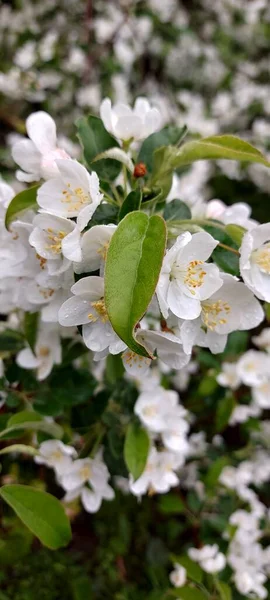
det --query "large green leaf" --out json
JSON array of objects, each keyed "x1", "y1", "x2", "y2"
[
  {"x1": 172, "y1": 135, "x2": 270, "y2": 168},
  {"x1": 5, "y1": 185, "x2": 39, "y2": 230},
  {"x1": 105, "y1": 211, "x2": 167, "y2": 357},
  {"x1": 76, "y1": 115, "x2": 121, "y2": 180},
  {"x1": 164, "y1": 200, "x2": 191, "y2": 221},
  {"x1": 0, "y1": 485, "x2": 71, "y2": 549},
  {"x1": 124, "y1": 422, "x2": 150, "y2": 481}
]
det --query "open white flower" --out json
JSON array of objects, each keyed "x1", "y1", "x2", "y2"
[
  {"x1": 252, "y1": 380, "x2": 270, "y2": 409},
  {"x1": 229, "y1": 403, "x2": 261, "y2": 425},
  {"x1": 207, "y1": 200, "x2": 257, "y2": 230},
  {"x1": 29, "y1": 212, "x2": 81, "y2": 275},
  {"x1": 169, "y1": 564, "x2": 187, "y2": 588},
  {"x1": 35, "y1": 440, "x2": 77, "y2": 475},
  {"x1": 180, "y1": 274, "x2": 264, "y2": 354},
  {"x1": 16, "y1": 324, "x2": 61, "y2": 380},
  {"x1": 61, "y1": 453, "x2": 114, "y2": 513},
  {"x1": 129, "y1": 446, "x2": 182, "y2": 496},
  {"x1": 188, "y1": 545, "x2": 226, "y2": 573},
  {"x1": 58, "y1": 275, "x2": 126, "y2": 354},
  {"x1": 157, "y1": 231, "x2": 222, "y2": 320},
  {"x1": 37, "y1": 159, "x2": 103, "y2": 231},
  {"x1": 240, "y1": 223, "x2": 270, "y2": 302},
  {"x1": 11, "y1": 111, "x2": 70, "y2": 182},
  {"x1": 74, "y1": 224, "x2": 116, "y2": 274},
  {"x1": 100, "y1": 97, "x2": 161, "y2": 142},
  {"x1": 237, "y1": 350, "x2": 270, "y2": 387},
  {"x1": 217, "y1": 362, "x2": 241, "y2": 390},
  {"x1": 252, "y1": 328, "x2": 270, "y2": 353}
]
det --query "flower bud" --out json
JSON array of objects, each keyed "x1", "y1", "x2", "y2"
[{"x1": 133, "y1": 162, "x2": 147, "y2": 178}]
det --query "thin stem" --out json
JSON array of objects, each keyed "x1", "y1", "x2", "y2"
[
  {"x1": 218, "y1": 242, "x2": 240, "y2": 255},
  {"x1": 111, "y1": 185, "x2": 122, "y2": 206}
]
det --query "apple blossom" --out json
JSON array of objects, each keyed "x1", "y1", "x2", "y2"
[
  {"x1": 58, "y1": 276, "x2": 126, "y2": 354},
  {"x1": 100, "y1": 97, "x2": 161, "y2": 142},
  {"x1": 74, "y1": 224, "x2": 116, "y2": 275},
  {"x1": 37, "y1": 159, "x2": 103, "y2": 231},
  {"x1": 60, "y1": 453, "x2": 114, "y2": 513},
  {"x1": 217, "y1": 362, "x2": 241, "y2": 390},
  {"x1": 157, "y1": 231, "x2": 223, "y2": 320},
  {"x1": 188, "y1": 545, "x2": 226, "y2": 573},
  {"x1": 35, "y1": 440, "x2": 77, "y2": 475},
  {"x1": 240, "y1": 223, "x2": 270, "y2": 302},
  {"x1": 16, "y1": 324, "x2": 61, "y2": 380},
  {"x1": 169, "y1": 564, "x2": 187, "y2": 588},
  {"x1": 12, "y1": 111, "x2": 70, "y2": 182},
  {"x1": 129, "y1": 446, "x2": 182, "y2": 496}
]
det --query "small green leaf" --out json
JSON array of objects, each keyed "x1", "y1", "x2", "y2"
[
  {"x1": 0, "y1": 330, "x2": 25, "y2": 353},
  {"x1": 105, "y1": 211, "x2": 167, "y2": 357},
  {"x1": 5, "y1": 185, "x2": 39, "y2": 230},
  {"x1": 0, "y1": 411, "x2": 62, "y2": 440},
  {"x1": 171, "y1": 556, "x2": 203, "y2": 584},
  {"x1": 203, "y1": 224, "x2": 239, "y2": 276},
  {"x1": 24, "y1": 312, "x2": 39, "y2": 353},
  {"x1": 225, "y1": 224, "x2": 246, "y2": 247},
  {"x1": 119, "y1": 189, "x2": 142, "y2": 221},
  {"x1": 215, "y1": 396, "x2": 236, "y2": 432},
  {"x1": 170, "y1": 585, "x2": 207, "y2": 599},
  {"x1": 138, "y1": 125, "x2": 187, "y2": 173},
  {"x1": 88, "y1": 202, "x2": 119, "y2": 227},
  {"x1": 204, "y1": 456, "x2": 229, "y2": 488},
  {"x1": 215, "y1": 580, "x2": 232, "y2": 600},
  {"x1": 164, "y1": 200, "x2": 191, "y2": 221},
  {"x1": 105, "y1": 353, "x2": 124, "y2": 384},
  {"x1": 124, "y1": 422, "x2": 150, "y2": 481},
  {"x1": 0, "y1": 444, "x2": 38, "y2": 456},
  {"x1": 0, "y1": 485, "x2": 71, "y2": 549},
  {"x1": 158, "y1": 494, "x2": 186, "y2": 515},
  {"x1": 172, "y1": 135, "x2": 270, "y2": 169},
  {"x1": 76, "y1": 115, "x2": 121, "y2": 180}
]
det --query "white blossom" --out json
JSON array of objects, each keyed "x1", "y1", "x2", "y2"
[{"x1": 100, "y1": 97, "x2": 161, "y2": 142}]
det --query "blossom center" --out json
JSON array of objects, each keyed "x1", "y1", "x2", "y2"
[
  {"x1": 39, "y1": 346, "x2": 50, "y2": 357},
  {"x1": 88, "y1": 298, "x2": 108, "y2": 323},
  {"x1": 201, "y1": 300, "x2": 231, "y2": 330},
  {"x1": 79, "y1": 465, "x2": 92, "y2": 481},
  {"x1": 171, "y1": 260, "x2": 206, "y2": 295},
  {"x1": 253, "y1": 243, "x2": 270, "y2": 274},
  {"x1": 46, "y1": 228, "x2": 66, "y2": 254},
  {"x1": 97, "y1": 241, "x2": 109, "y2": 261},
  {"x1": 61, "y1": 183, "x2": 89, "y2": 212}
]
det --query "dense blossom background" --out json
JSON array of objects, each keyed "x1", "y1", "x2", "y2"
[{"x1": 0, "y1": 1, "x2": 269, "y2": 599}]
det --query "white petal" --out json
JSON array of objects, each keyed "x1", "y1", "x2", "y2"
[
  {"x1": 26, "y1": 111, "x2": 57, "y2": 153},
  {"x1": 12, "y1": 139, "x2": 41, "y2": 176},
  {"x1": 58, "y1": 296, "x2": 91, "y2": 326},
  {"x1": 100, "y1": 98, "x2": 113, "y2": 134},
  {"x1": 62, "y1": 227, "x2": 82, "y2": 262},
  {"x1": 81, "y1": 487, "x2": 102, "y2": 513},
  {"x1": 16, "y1": 348, "x2": 40, "y2": 370}
]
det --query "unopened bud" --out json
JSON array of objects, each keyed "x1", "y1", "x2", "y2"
[{"x1": 133, "y1": 162, "x2": 147, "y2": 178}]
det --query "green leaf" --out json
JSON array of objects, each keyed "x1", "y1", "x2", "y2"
[
  {"x1": 0, "y1": 444, "x2": 38, "y2": 456},
  {"x1": 88, "y1": 202, "x2": 119, "y2": 228},
  {"x1": 170, "y1": 585, "x2": 207, "y2": 599},
  {"x1": 105, "y1": 353, "x2": 124, "y2": 384},
  {"x1": 138, "y1": 125, "x2": 187, "y2": 173},
  {"x1": 158, "y1": 494, "x2": 186, "y2": 515},
  {"x1": 222, "y1": 331, "x2": 249, "y2": 356},
  {"x1": 119, "y1": 189, "x2": 142, "y2": 221},
  {"x1": 0, "y1": 411, "x2": 63, "y2": 440},
  {"x1": 215, "y1": 396, "x2": 236, "y2": 432},
  {"x1": 171, "y1": 556, "x2": 203, "y2": 584},
  {"x1": 24, "y1": 312, "x2": 39, "y2": 353},
  {"x1": 164, "y1": 200, "x2": 191, "y2": 221},
  {"x1": 203, "y1": 224, "x2": 239, "y2": 276},
  {"x1": 172, "y1": 135, "x2": 270, "y2": 169},
  {"x1": 5, "y1": 185, "x2": 39, "y2": 230},
  {"x1": 0, "y1": 329, "x2": 25, "y2": 352},
  {"x1": 124, "y1": 422, "x2": 150, "y2": 481},
  {"x1": 204, "y1": 456, "x2": 229, "y2": 488},
  {"x1": 105, "y1": 211, "x2": 167, "y2": 357},
  {"x1": 0, "y1": 485, "x2": 71, "y2": 549},
  {"x1": 224, "y1": 224, "x2": 246, "y2": 247},
  {"x1": 215, "y1": 581, "x2": 232, "y2": 600},
  {"x1": 76, "y1": 115, "x2": 121, "y2": 180}
]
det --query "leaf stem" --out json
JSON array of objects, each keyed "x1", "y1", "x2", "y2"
[{"x1": 218, "y1": 242, "x2": 240, "y2": 255}]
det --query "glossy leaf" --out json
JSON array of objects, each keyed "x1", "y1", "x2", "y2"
[
  {"x1": 172, "y1": 135, "x2": 270, "y2": 168},
  {"x1": 105, "y1": 211, "x2": 167, "y2": 357},
  {"x1": 119, "y1": 189, "x2": 142, "y2": 221},
  {"x1": 5, "y1": 185, "x2": 39, "y2": 230},
  {"x1": 124, "y1": 422, "x2": 150, "y2": 481},
  {"x1": 76, "y1": 115, "x2": 121, "y2": 180},
  {"x1": 225, "y1": 224, "x2": 246, "y2": 247},
  {"x1": 24, "y1": 312, "x2": 39, "y2": 354},
  {"x1": 164, "y1": 199, "x2": 191, "y2": 221},
  {"x1": 138, "y1": 125, "x2": 188, "y2": 173},
  {"x1": 0, "y1": 485, "x2": 71, "y2": 549}
]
